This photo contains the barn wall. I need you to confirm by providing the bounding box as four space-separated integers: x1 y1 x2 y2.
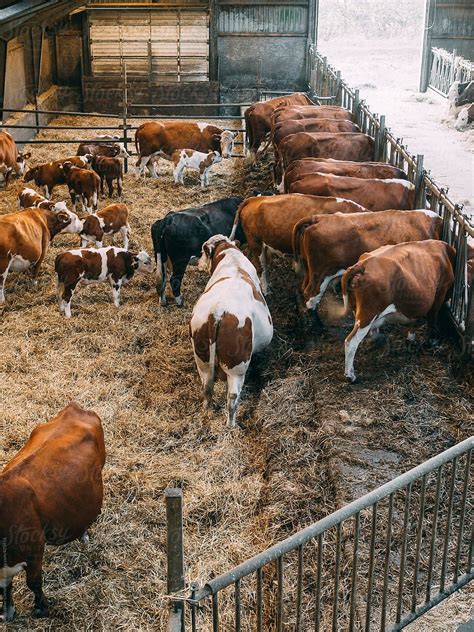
4 37 27 111
420 0 474 91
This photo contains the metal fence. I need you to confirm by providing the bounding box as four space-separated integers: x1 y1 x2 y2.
168 436 473 630
428 47 473 97
308 47 474 362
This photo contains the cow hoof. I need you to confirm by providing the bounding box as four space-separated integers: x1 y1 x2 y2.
345 374 359 384
80 532 90 544
159 297 168 307
174 296 184 307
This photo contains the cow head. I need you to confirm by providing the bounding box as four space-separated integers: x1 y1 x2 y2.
198 234 238 274
61 161 74 177
455 107 471 131
53 201 70 213
447 81 461 104
16 151 31 176
112 143 130 159
219 130 237 158
50 209 83 235
209 151 222 165
132 250 153 273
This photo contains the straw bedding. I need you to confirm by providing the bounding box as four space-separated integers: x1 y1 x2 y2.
0 116 472 630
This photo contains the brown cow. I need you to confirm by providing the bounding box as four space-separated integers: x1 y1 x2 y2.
77 135 130 159
90 155 123 198
276 132 375 187
24 156 92 199
342 240 455 381
289 173 415 211
0 402 105 621
18 187 70 213
0 131 30 187
62 161 101 213
271 105 355 127
80 203 130 249
0 207 83 305
293 210 442 318
244 92 313 162
135 122 236 177
229 193 366 293
282 158 407 193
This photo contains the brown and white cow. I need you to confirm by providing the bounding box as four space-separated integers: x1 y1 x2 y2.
24 156 92 199
171 149 222 187
18 187 69 213
90 155 123 198
293 210 442 317
341 240 455 382
0 207 83 305
80 203 130 249
229 193 366 293
0 131 30 188
191 235 273 427
62 161 100 213
135 122 236 177
282 158 407 193
0 402 105 621
244 93 314 162
77 135 130 159
271 105 355 127
276 132 375 187
289 173 415 211
55 246 152 317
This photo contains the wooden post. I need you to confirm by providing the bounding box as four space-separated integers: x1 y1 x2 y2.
166 488 185 632
414 154 425 208
420 0 434 92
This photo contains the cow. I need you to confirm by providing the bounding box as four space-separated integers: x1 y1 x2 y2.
455 80 474 108
282 158 407 193
0 207 83 305
293 210 443 322
151 197 247 306
18 188 69 213
171 149 222 187
276 132 375 188
24 156 92 199
229 194 367 294
55 246 153 317
271 105 355 126
455 104 474 131
62 161 101 213
90 155 123 198
191 235 273 427
341 240 455 382
0 131 30 188
288 173 415 211
80 203 130 249
0 402 105 621
77 135 130 159
135 122 236 177
244 92 314 162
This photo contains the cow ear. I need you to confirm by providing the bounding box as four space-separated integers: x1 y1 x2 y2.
56 211 71 226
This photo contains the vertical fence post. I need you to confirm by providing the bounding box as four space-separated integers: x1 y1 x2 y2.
122 64 129 173
352 89 360 125
414 155 425 208
166 488 185 632
335 70 342 106
377 115 386 162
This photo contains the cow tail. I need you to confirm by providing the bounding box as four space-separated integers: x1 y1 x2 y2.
135 125 142 156
229 198 247 241
341 266 365 317
207 314 220 386
244 106 255 157
151 219 167 289
292 216 313 275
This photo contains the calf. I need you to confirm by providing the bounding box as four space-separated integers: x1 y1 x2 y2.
0 207 83 304
151 197 246 306
24 156 91 199
62 161 100 213
80 203 130 249
0 131 30 187
0 402 105 621
18 187 68 213
455 104 474 131
91 155 123 198
191 235 273 427
229 193 366 294
293 210 442 318
289 173 415 210
172 149 222 187
55 246 152 317
341 240 455 382
77 135 130 159
455 80 474 108
283 158 407 193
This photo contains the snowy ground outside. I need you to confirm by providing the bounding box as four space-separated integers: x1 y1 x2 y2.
318 37 474 221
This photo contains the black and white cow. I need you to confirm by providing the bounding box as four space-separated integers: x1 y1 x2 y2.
151 197 247 307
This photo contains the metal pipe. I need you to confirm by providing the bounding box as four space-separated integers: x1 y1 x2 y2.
130 102 253 108
380 493 394 630
349 512 360 632
256 567 263 632
332 522 342 632
453 449 471 583
277 556 283 632
365 502 378 632
426 466 443 603
193 437 474 601
314 532 323 632
396 483 412 623
165 488 184 632
234 579 241 632
296 544 304 632
440 457 458 592
411 475 427 612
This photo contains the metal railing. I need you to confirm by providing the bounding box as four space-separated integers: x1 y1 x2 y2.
308 47 474 361
168 436 473 630
428 48 473 97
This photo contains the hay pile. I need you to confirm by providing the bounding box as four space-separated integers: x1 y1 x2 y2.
1 116 472 631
